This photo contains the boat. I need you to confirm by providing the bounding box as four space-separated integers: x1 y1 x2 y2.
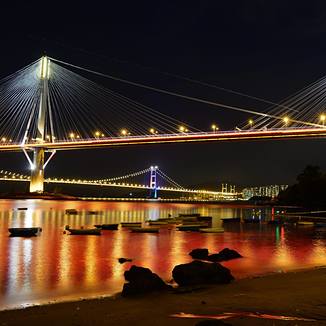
177 224 202 231
197 216 212 222
8 227 42 237
120 222 142 227
94 224 119 230
65 209 78 214
131 227 159 233
87 210 100 215
17 207 28 211
178 213 201 217
147 221 169 226
221 217 240 223
199 227 224 233
66 226 101 235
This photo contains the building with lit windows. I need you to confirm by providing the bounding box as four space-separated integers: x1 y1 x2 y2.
242 184 288 200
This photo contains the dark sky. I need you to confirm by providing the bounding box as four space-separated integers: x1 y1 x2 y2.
1 1 326 190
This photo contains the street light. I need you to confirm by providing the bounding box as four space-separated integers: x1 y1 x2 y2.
283 116 289 125
69 132 75 139
94 131 100 138
248 119 254 127
320 114 326 126
120 129 128 136
211 124 219 132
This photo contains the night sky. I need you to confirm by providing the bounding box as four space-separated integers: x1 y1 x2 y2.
1 1 326 191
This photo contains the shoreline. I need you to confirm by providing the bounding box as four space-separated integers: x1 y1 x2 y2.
1 266 326 325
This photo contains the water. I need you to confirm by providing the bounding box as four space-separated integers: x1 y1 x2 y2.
0 199 325 310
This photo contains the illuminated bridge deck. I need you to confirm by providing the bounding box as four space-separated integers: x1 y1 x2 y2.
1 127 326 152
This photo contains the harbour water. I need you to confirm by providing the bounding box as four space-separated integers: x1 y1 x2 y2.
0 199 325 310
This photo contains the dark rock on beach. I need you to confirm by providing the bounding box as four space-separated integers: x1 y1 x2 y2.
122 265 171 296
195 320 232 326
189 248 209 260
172 260 234 286
118 258 132 264
195 320 232 325
207 248 242 263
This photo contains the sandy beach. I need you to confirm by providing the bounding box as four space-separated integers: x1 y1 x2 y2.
0 267 325 325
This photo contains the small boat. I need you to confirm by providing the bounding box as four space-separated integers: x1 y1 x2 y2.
65 209 78 215
66 227 101 235
178 213 201 217
177 224 202 231
120 222 142 227
17 207 28 211
147 221 169 226
131 227 159 233
87 210 100 215
199 227 224 233
197 216 212 222
221 217 240 223
8 227 42 237
94 224 119 230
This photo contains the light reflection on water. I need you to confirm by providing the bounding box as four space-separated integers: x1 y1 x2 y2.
0 199 325 309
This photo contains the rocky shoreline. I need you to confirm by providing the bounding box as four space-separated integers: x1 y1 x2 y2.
0 267 325 325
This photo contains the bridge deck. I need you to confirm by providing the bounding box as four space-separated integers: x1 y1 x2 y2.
1 128 326 152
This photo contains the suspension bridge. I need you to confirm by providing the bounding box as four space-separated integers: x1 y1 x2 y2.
0 166 237 200
0 55 326 193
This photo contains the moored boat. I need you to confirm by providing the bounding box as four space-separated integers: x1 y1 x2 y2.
94 224 119 230
8 227 42 237
177 224 202 231
221 217 240 223
65 209 78 215
147 221 169 226
17 207 28 211
131 227 159 233
120 222 142 227
66 227 101 235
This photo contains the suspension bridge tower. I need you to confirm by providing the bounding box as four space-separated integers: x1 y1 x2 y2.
149 165 158 199
29 56 50 193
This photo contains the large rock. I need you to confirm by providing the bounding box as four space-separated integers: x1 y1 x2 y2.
207 248 242 263
189 248 209 260
196 320 232 326
122 265 171 296
172 260 234 286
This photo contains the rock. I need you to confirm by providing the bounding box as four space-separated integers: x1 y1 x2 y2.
172 260 234 286
195 320 232 325
189 248 209 260
118 258 132 264
122 265 171 296
207 248 242 262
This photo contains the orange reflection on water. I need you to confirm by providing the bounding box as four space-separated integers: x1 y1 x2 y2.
0 200 325 309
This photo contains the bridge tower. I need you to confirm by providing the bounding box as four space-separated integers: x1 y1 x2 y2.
29 56 50 193
149 165 158 199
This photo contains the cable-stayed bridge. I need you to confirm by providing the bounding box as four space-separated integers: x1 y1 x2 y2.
1 55 326 193
0 166 237 200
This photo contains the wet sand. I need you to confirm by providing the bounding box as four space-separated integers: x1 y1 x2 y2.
0 267 326 325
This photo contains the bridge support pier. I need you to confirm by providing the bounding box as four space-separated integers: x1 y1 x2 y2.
30 148 45 193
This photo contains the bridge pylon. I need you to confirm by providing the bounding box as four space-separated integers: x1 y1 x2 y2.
28 56 52 193
149 165 158 199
